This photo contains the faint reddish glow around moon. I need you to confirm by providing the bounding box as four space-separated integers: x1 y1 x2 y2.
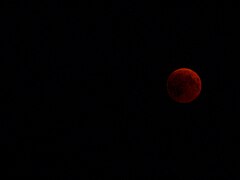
167 68 202 103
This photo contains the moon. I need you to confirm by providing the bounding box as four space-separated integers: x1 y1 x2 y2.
167 68 202 103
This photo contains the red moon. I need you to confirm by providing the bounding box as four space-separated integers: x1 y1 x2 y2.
167 68 202 103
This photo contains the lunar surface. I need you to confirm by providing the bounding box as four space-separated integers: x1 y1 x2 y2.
167 68 202 103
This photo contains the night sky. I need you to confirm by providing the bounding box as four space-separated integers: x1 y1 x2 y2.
1 1 239 179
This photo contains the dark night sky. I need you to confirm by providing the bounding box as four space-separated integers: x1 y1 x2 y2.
0 1 239 179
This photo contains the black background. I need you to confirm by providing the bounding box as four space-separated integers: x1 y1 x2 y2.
1 1 239 179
